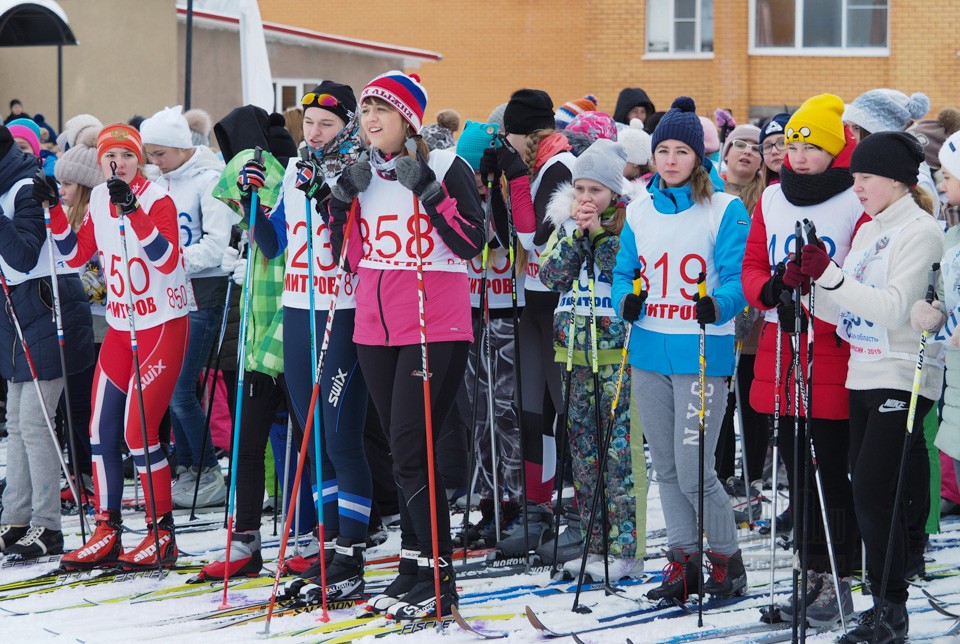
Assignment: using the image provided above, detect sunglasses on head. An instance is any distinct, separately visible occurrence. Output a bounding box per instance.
[301,93,340,109]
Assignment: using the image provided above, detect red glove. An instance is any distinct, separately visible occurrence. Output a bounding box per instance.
[800,243,832,280]
[782,258,810,295]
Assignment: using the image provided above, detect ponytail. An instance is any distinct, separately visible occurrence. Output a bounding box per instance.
[909,185,935,215]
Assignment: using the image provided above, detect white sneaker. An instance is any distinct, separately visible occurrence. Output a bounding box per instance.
[172,465,225,508]
[563,553,603,578]
[585,556,644,582]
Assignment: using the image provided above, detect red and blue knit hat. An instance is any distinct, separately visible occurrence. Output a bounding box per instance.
[360,71,428,132]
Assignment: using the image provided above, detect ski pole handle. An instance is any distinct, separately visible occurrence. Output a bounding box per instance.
[794,221,803,262]
[251,146,263,193]
[632,269,643,297]
[927,263,940,305]
[697,271,707,301]
[803,218,820,247]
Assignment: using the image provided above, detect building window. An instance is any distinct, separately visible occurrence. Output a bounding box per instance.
[753,0,887,52]
[646,0,714,56]
[273,79,322,112]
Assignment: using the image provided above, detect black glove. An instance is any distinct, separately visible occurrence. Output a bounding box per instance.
[777,297,808,334]
[294,157,327,201]
[395,156,444,207]
[759,262,787,308]
[620,290,648,323]
[331,152,372,203]
[496,138,528,181]
[32,171,58,207]
[237,158,266,195]
[107,177,138,216]
[479,147,501,186]
[693,293,718,326]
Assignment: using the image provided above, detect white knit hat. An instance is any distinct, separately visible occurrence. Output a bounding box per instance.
[617,118,652,166]
[140,105,193,149]
[56,113,103,151]
[938,131,960,179]
[843,89,930,134]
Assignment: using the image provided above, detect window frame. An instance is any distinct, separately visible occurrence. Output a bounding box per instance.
[748,0,890,57]
[273,78,324,112]
[643,0,715,60]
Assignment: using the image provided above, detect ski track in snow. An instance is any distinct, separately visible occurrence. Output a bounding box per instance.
[2,443,960,643]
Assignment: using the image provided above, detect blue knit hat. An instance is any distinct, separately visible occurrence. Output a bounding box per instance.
[456,120,498,171]
[759,113,791,145]
[651,97,704,160]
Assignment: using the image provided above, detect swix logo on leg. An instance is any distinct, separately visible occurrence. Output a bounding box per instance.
[140,360,167,388]
[328,368,349,406]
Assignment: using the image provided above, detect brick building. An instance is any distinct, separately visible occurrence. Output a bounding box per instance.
[260,0,960,125]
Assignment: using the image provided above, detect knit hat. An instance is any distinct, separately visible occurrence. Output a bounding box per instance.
[907,108,960,170]
[555,94,598,129]
[785,94,847,157]
[97,124,142,162]
[57,114,103,151]
[572,139,628,194]
[759,113,791,145]
[651,97,704,160]
[721,124,761,160]
[699,116,720,155]
[456,120,498,171]
[843,89,930,135]
[55,128,104,188]
[7,118,40,156]
[850,131,924,186]
[617,119,652,166]
[141,105,193,150]
[504,89,554,135]
[302,80,357,126]
[487,103,507,129]
[938,131,960,180]
[184,109,213,147]
[360,71,428,131]
[419,123,455,151]
[32,114,56,143]
[566,111,618,142]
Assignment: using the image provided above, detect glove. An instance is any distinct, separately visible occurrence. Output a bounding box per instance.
[777,298,808,334]
[32,171,58,207]
[782,258,810,295]
[294,157,327,201]
[395,156,444,207]
[620,290,648,323]
[910,299,945,333]
[231,258,247,286]
[693,293,719,325]
[760,263,787,307]
[237,158,266,194]
[221,246,241,274]
[331,152,372,203]
[107,177,138,216]
[479,148,501,186]
[496,139,527,181]
[800,242,832,280]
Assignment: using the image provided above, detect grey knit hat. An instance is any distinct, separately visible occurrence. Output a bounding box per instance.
[55,143,104,189]
[843,89,930,134]
[573,139,627,194]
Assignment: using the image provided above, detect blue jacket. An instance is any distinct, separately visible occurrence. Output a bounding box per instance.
[0,144,94,382]
[612,164,749,377]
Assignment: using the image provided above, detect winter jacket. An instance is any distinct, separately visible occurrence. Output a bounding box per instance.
[741,132,867,420]
[0,144,94,382]
[329,149,485,346]
[613,88,656,126]
[931,225,960,459]
[814,194,944,400]
[540,183,627,367]
[612,160,750,377]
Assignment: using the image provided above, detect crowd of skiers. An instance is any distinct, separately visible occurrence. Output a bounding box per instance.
[1,77,959,643]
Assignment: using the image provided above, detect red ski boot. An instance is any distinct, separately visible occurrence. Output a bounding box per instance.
[118,513,178,570]
[198,530,263,580]
[61,511,123,570]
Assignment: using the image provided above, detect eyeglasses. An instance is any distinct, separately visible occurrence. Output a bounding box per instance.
[301,93,340,109]
[731,140,761,154]
[761,140,786,154]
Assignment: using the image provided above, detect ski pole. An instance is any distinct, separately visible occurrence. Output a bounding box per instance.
[759,315,785,626]
[551,279,577,576]
[506,221,530,573]
[789,221,804,644]
[484,276,502,546]
[40,193,91,540]
[221,147,264,609]
[730,336,754,528]
[263,196,359,632]
[696,271,707,629]
[872,262,940,644]
[301,148,329,610]
[111,161,164,578]
[0,264,92,538]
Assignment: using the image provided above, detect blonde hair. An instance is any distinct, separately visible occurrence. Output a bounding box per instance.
[909,185,935,215]
[284,107,304,146]
[689,166,715,205]
[68,185,93,231]
[522,129,555,179]
[603,204,626,237]
[733,175,764,214]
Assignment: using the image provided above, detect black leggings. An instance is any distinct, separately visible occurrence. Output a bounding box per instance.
[779,416,859,577]
[358,341,469,558]
[849,388,932,604]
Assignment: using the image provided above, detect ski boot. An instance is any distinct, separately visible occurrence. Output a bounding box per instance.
[495,503,554,559]
[282,527,324,575]
[646,549,702,603]
[388,555,458,620]
[5,526,64,558]
[365,548,419,614]
[703,549,747,597]
[282,539,335,598]
[61,511,123,570]
[298,538,366,603]
[199,530,262,580]
[0,524,29,552]
[117,513,178,570]
[838,599,907,643]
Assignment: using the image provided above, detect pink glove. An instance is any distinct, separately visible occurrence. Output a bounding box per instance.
[782,259,810,295]
[910,299,945,333]
[800,243,832,279]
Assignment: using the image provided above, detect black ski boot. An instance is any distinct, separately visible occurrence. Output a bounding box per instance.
[299,538,366,603]
[703,549,747,597]
[495,503,554,558]
[388,555,458,620]
[646,549,702,603]
[366,548,420,614]
[283,540,335,599]
[838,599,908,643]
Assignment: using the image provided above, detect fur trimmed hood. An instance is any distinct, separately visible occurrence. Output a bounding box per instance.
[545,179,646,230]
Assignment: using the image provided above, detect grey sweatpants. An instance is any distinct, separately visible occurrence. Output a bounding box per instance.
[633,368,738,556]
[1,378,64,530]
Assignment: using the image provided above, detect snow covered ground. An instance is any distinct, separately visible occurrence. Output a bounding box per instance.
[2,441,959,643]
